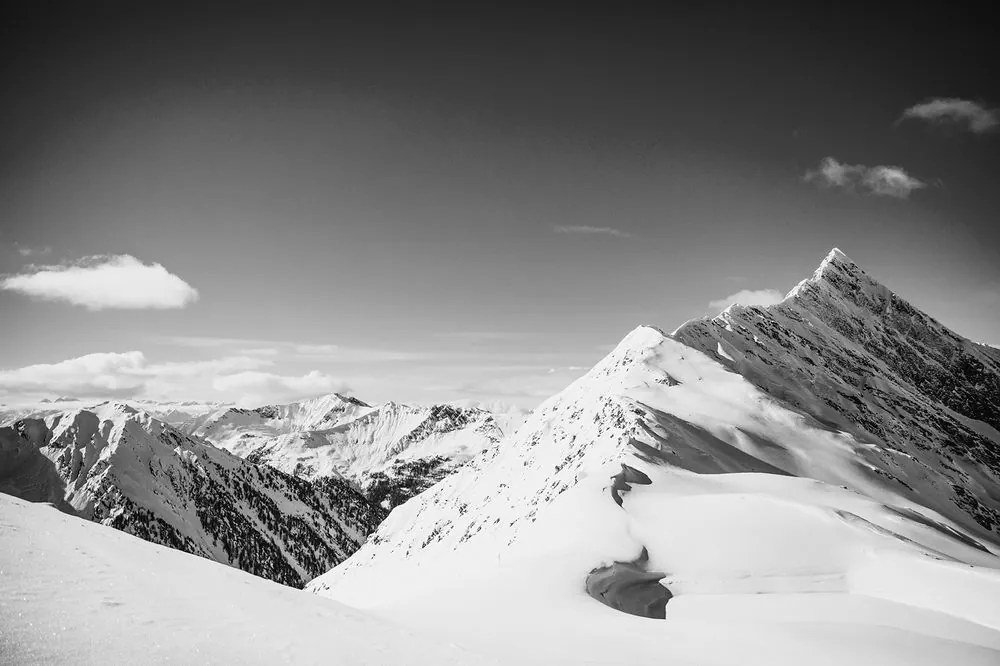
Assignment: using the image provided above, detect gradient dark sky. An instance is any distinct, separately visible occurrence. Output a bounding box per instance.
[1,2,998,405]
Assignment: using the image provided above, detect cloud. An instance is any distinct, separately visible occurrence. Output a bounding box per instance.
[141,356,269,377]
[14,244,52,257]
[434,331,533,341]
[0,351,273,401]
[212,370,345,406]
[161,336,431,363]
[900,98,998,134]
[553,225,633,238]
[804,157,925,199]
[709,288,785,312]
[0,352,149,398]
[1,255,199,310]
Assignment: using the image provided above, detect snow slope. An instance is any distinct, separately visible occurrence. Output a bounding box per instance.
[310,251,1000,664]
[0,494,490,665]
[2,402,383,587]
[196,394,509,508]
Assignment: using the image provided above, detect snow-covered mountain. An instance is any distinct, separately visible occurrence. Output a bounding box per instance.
[0,402,384,587]
[309,250,1000,664]
[194,393,511,508]
[0,398,232,434]
[673,248,1000,541]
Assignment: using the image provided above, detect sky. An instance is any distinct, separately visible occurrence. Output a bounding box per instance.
[1,3,998,408]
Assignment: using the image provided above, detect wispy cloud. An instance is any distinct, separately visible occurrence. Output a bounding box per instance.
[804,157,925,199]
[14,243,52,257]
[1,255,198,310]
[161,336,430,363]
[900,98,998,134]
[433,331,536,346]
[709,288,785,312]
[553,225,633,238]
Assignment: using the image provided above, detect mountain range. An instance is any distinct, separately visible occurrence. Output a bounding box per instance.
[0,402,383,587]
[0,392,520,586]
[189,393,515,508]
[2,248,999,664]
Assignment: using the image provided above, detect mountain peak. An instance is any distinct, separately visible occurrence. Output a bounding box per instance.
[823,246,851,264]
[784,247,865,301]
[816,246,859,276]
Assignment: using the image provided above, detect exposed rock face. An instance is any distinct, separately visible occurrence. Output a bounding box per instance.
[3,402,384,587]
[673,248,1000,541]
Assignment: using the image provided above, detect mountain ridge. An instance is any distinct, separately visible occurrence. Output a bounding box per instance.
[1,400,384,587]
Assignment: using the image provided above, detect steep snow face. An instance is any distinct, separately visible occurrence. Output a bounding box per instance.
[673,248,1000,542]
[0,494,490,665]
[310,258,1000,663]
[5,402,384,587]
[197,394,508,509]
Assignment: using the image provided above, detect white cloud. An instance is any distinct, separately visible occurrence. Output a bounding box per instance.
[709,288,785,312]
[14,244,52,257]
[553,225,633,238]
[1,255,199,310]
[901,98,998,134]
[0,352,149,398]
[804,157,925,199]
[0,351,274,402]
[212,370,345,406]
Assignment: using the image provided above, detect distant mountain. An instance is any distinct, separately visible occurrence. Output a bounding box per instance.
[0,398,232,433]
[193,394,513,509]
[1,402,384,587]
[1,391,518,521]
[308,250,1000,663]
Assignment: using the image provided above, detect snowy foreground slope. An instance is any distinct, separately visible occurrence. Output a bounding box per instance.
[0,494,490,665]
[193,394,510,508]
[311,251,1000,664]
[0,402,383,587]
